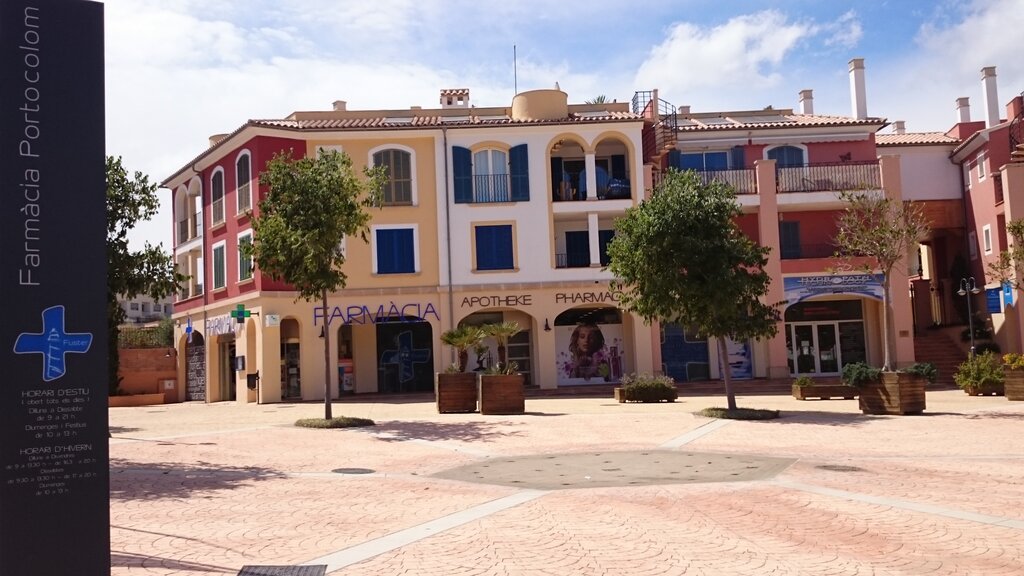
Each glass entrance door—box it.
[788,323,841,376]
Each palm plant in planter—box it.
[833,190,930,415]
[1001,353,1024,401]
[478,321,525,415]
[435,325,484,413]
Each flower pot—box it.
[435,372,478,413]
[479,374,525,415]
[1005,369,1024,401]
[792,383,857,401]
[858,372,926,415]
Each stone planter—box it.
[858,372,926,415]
[1005,369,1024,401]
[435,372,478,413]
[792,384,857,401]
[479,374,525,415]
[962,384,1004,397]
[613,387,626,403]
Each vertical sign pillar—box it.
[1,1,109,575]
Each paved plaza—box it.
[109,390,1024,575]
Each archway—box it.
[185,331,206,401]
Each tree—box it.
[585,95,609,105]
[247,148,384,419]
[987,219,1024,292]
[607,169,781,410]
[107,156,185,395]
[833,190,929,371]
[482,321,522,367]
[440,325,484,372]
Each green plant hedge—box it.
[620,373,678,402]
[953,352,1004,390]
[841,362,882,387]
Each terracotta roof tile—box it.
[876,132,960,146]
[675,112,885,132]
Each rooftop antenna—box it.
[513,45,518,95]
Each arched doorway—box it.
[460,310,534,386]
[185,332,206,401]
[376,316,433,393]
[553,307,624,386]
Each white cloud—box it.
[821,10,863,49]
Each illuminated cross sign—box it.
[185,317,194,343]
[230,304,252,324]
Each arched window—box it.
[372,148,412,205]
[211,169,225,224]
[766,145,805,168]
[473,149,509,202]
[236,152,251,214]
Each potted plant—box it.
[953,352,1004,396]
[1002,353,1024,401]
[479,361,525,415]
[791,375,857,401]
[614,373,677,403]
[482,320,522,366]
[435,325,483,413]
[833,189,930,415]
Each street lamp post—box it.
[958,277,982,356]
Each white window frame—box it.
[211,240,227,290]
[237,230,253,282]
[235,150,252,215]
[963,162,972,188]
[983,224,992,254]
[210,167,226,225]
[762,143,809,165]
[968,231,978,261]
[368,143,418,206]
[370,224,419,274]
[977,152,987,181]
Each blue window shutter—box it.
[779,221,801,259]
[377,229,415,273]
[730,146,745,169]
[509,144,529,201]
[453,146,472,203]
[550,157,563,200]
[396,229,414,272]
[475,225,513,270]
[668,149,681,169]
[680,153,704,171]
[769,146,804,168]
[611,155,626,180]
[376,229,393,273]
[599,230,615,266]
[705,152,728,170]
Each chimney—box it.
[981,66,1000,128]
[892,121,906,135]
[798,89,814,115]
[332,100,347,111]
[440,88,470,109]
[208,133,227,147]
[848,58,867,119]
[677,105,690,115]
[956,97,971,123]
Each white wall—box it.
[886,146,961,201]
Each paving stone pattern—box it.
[109,391,1024,575]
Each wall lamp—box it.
[544,319,551,332]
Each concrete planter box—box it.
[792,384,857,401]
[858,372,926,415]
[435,372,479,413]
[479,374,525,415]
[1005,370,1024,401]
[108,393,165,408]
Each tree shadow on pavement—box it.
[110,458,285,501]
[110,551,236,574]
[368,420,525,443]
[962,410,1024,420]
[753,411,885,427]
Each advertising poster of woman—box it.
[555,308,627,386]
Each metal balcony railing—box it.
[177,219,189,244]
[780,243,837,260]
[776,161,881,193]
[633,91,678,163]
[555,253,591,269]
[696,169,756,195]
[471,174,510,203]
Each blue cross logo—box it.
[185,317,194,343]
[380,330,431,383]
[14,306,93,382]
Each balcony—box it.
[780,243,837,260]
[695,169,756,195]
[777,161,880,193]
[554,178,631,202]
[555,253,592,269]
[469,174,511,203]
[176,213,203,245]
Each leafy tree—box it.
[440,325,484,372]
[585,95,609,104]
[987,219,1024,292]
[833,190,929,371]
[608,169,781,410]
[107,156,185,394]
[247,149,384,419]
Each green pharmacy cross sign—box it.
[230,304,253,324]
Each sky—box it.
[103,0,1024,252]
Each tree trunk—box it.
[498,344,507,366]
[458,349,469,372]
[718,336,737,411]
[881,278,893,371]
[322,289,332,420]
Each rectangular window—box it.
[212,241,226,289]
[129,302,139,311]
[374,227,416,274]
[475,225,514,271]
[238,231,253,281]
[141,303,149,313]
[977,153,987,180]
[963,163,972,188]
[968,231,978,261]
[679,151,730,171]
[779,221,801,259]
[564,231,590,268]
[983,224,992,254]
[211,171,225,224]
[599,230,615,266]
[373,149,413,205]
